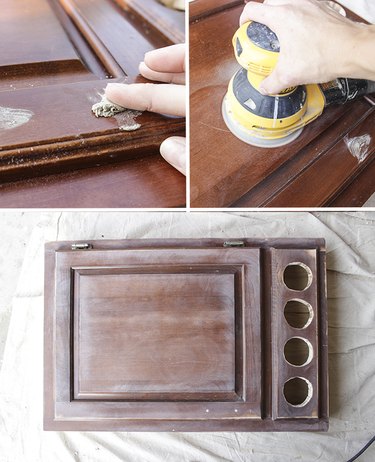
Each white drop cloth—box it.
[0,211,374,462]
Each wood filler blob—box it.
[344,134,372,163]
[92,95,141,131]
[0,106,33,131]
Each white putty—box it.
[344,134,372,163]
[92,94,142,131]
[92,95,127,118]
[0,106,33,131]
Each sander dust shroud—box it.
[222,21,375,148]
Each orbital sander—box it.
[222,21,375,147]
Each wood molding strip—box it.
[46,0,108,78]
[116,0,185,44]
[58,0,125,77]
[233,104,375,207]
[0,122,184,183]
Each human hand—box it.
[240,0,373,95]
[105,44,186,175]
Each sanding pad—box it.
[222,95,304,148]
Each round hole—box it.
[283,377,313,407]
[283,263,313,291]
[284,337,313,367]
[284,299,313,329]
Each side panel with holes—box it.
[270,249,321,419]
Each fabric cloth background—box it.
[0,211,374,462]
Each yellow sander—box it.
[222,21,375,147]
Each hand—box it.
[240,0,374,95]
[105,44,186,175]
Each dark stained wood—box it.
[114,0,185,44]
[0,0,185,207]
[190,0,375,207]
[44,238,328,431]
[0,155,185,208]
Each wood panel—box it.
[190,0,375,207]
[0,155,185,208]
[0,0,185,207]
[44,238,328,431]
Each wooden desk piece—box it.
[44,238,328,431]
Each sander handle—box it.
[320,78,375,106]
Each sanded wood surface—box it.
[190,0,375,207]
[0,0,185,207]
[44,238,328,431]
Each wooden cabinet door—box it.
[44,238,328,431]
[190,0,375,207]
[0,0,185,206]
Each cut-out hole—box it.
[283,377,313,407]
[284,337,313,367]
[284,300,313,329]
[283,263,313,291]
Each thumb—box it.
[160,136,186,176]
[259,69,289,95]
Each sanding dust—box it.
[114,112,141,131]
[0,106,33,131]
[344,134,372,163]
[92,95,141,131]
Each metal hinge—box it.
[71,243,93,250]
[223,241,245,248]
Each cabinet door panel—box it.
[0,0,185,189]
[44,238,328,431]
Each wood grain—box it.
[0,0,185,207]
[190,0,375,207]
[0,155,185,208]
[44,238,328,431]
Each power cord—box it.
[347,435,375,462]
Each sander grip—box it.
[321,78,375,106]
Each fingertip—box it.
[105,82,125,101]
[138,61,149,78]
[160,136,186,175]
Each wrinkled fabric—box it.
[0,211,374,462]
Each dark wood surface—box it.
[0,155,185,208]
[0,0,185,207]
[44,238,328,431]
[190,0,375,208]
